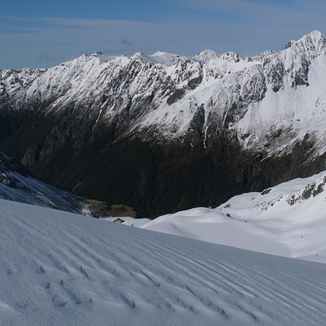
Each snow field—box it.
[141,171,326,264]
[1,199,326,325]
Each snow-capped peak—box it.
[194,49,219,62]
[150,51,183,65]
[285,30,326,55]
[89,51,117,64]
[220,51,241,62]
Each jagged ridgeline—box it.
[1,31,326,218]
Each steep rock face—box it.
[1,31,326,217]
[0,151,83,212]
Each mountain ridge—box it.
[1,30,326,217]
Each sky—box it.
[1,0,326,69]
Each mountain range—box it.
[1,30,326,217]
[2,30,326,324]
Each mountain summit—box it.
[1,31,326,217]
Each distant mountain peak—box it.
[194,49,218,62]
[285,30,326,54]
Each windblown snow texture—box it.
[1,199,326,326]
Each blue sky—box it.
[1,0,326,69]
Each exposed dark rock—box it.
[188,75,203,90]
[1,108,325,218]
[261,188,272,195]
[167,88,186,105]
[113,218,125,223]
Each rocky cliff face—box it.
[1,31,326,218]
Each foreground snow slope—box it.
[1,199,326,325]
[141,170,326,264]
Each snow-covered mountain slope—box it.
[0,151,84,213]
[1,31,326,154]
[2,30,326,218]
[1,199,326,326]
[135,30,326,155]
[140,169,326,264]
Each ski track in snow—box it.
[1,199,326,325]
